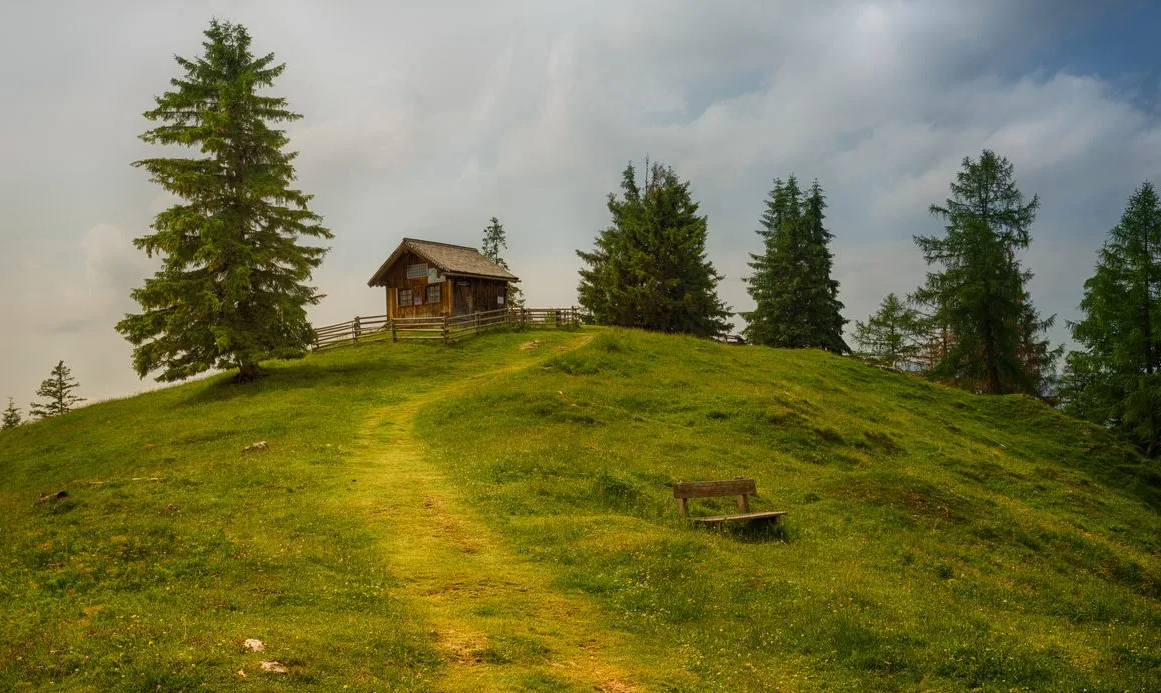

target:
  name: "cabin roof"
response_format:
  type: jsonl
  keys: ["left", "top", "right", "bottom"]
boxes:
{"left": 367, "top": 238, "right": 520, "bottom": 287}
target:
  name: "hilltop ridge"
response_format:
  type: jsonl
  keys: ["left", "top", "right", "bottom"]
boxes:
{"left": 1, "top": 328, "right": 1157, "bottom": 692}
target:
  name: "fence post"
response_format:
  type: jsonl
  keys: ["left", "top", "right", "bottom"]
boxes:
{"left": 475, "top": 311, "right": 481, "bottom": 335}
{"left": 353, "top": 316, "right": 361, "bottom": 344}
{"left": 442, "top": 315, "right": 449, "bottom": 345}
{"left": 391, "top": 318, "right": 397, "bottom": 342}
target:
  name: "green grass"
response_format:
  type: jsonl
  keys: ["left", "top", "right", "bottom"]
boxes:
{"left": 0, "top": 331, "right": 585, "bottom": 692}
{"left": 1, "top": 326, "right": 1158, "bottom": 692}
{"left": 416, "top": 329, "right": 1161, "bottom": 692}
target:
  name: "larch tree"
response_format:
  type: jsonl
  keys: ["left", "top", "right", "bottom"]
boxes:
{"left": 481, "top": 216, "right": 524, "bottom": 307}
{"left": 577, "top": 161, "right": 731, "bottom": 337}
{"left": 2, "top": 398, "right": 22, "bottom": 430}
{"left": 913, "top": 150, "right": 1057, "bottom": 395}
{"left": 1064, "top": 181, "right": 1161, "bottom": 456}
{"left": 116, "top": 20, "right": 332, "bottom": 383}
{"left": 854, "top": 293, "right": 926, "bottom": 369}
{"left": 29, "top": 361, "right": 85, "bottom": 419}
{"left": 744, "top": 177, "right": 849, "bottom": 352}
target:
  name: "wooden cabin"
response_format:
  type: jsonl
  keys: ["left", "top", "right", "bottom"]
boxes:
{"left": 366, "top": 238, "right": 520, "bottom": 319}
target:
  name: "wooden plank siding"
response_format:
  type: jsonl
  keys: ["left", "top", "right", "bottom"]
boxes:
{"left": 377, "top": 250, "right": 511, "bottom": 320}
{"left": 380, "top": 250, "right": 452, "bottom": 320}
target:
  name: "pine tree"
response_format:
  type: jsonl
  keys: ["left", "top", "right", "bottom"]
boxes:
{"left": 481, "top": 216, "right": 524, "bottom": 308}
{"left": 577, "top": 162, "right": 731, "bottom": 337}
{"left": 854, "top": 293, "right": 925, "bottom": 369}
{"left": 744, "top": 177, "right": 849, "bottom": 352}
{"left": 29, "top": 361, "right": 85, "bottom": 419}
{"left": 116, "top": 20, "right": 332, "bottom": 383}
{"left": 1065, "top": 182, "right": 1161, "bottom": 456}
{"left": 2, "top": 398, "right": 22, "bottom": 430}
{"left": 913, "top": 150, "right": 1057, "bottom": 395}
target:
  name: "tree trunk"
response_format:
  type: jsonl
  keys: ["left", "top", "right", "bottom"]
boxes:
{"left": 1149, "top": 412, "right": 1158, "bottom": 459}
{"left": 236, "top": 359, "right": 264, "bottom": 383}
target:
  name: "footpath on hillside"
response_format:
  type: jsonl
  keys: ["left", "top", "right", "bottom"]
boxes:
{"left": 345, "top": 335, "right": 691, "bottom": 693}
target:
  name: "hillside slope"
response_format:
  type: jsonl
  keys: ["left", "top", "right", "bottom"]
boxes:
{"left": 1, "top": 328, "right": 1158, "bottom": 692}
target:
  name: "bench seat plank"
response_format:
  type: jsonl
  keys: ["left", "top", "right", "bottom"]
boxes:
{"left": 690, "top": 510, "right": 787, "bottom": 524}
{"left": 674, "top": 479, "right": 756, "bottom": 498}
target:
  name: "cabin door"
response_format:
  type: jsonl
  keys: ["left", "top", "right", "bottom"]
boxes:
{"left": 454, "top": 282, "right": 474, "bottom": 316}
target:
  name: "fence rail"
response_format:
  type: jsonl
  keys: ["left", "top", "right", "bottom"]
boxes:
{"left": 312, "top": 307, "right": 582, "bottom": 350}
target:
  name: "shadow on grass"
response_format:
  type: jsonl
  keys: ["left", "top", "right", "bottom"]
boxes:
{"left": 693, "top": 518, "right": 790, "bottom": 544}
{"left": 180, "top": 358, "right": 437, "bottom": 406}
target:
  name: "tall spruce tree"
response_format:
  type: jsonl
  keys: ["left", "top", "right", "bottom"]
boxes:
{"left": 2, "top": 398, "right": 22, "bottom": 430}
{"left": 577, "top": 161, "right": 731, "bottom": 337}
{"left": 1064, "top": 182, "right": 1161, "bottom": 456}
{"left": 913, "top": 150, "right": 1057, "bottom": 395}
{"left": 854, "top": 293, "right": 925, "bottom": 369}
{"left": 481, "top": 216, "right": 524, "bottom": 307}
{"left": 116, "top": 21, "right": 332, "bottom": 383}
{"left": 744, "top": 177, "right": 849, "bottom": 352}
{"left": 29, "top": 361, "right": 84, "bottom": 419}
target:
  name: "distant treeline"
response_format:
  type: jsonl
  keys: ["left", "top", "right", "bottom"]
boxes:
{"left": 573, "top": 153, "right": 1159, "bottom": 457}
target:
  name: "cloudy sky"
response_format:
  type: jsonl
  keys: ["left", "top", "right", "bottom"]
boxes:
{"left": 1, "top": 0, "right": 1159, "bottom": 404}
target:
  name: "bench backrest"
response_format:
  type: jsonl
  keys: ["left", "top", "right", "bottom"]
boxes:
{"left": 673, "top": 478, "right": 756, "bottom": 499}
{"left": 673, "top": 478, "right": 756, "bottom": 517}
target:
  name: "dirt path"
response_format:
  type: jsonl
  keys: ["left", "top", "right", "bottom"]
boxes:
{"left": 347, "top": 336, "right": 685, "bottom": 692}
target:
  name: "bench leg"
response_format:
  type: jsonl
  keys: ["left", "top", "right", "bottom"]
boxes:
{"left": 676, "top": 498, "right": 688, "bottom": 518}
{"left": 737, "top": 494, "right": 750, "bottom": 513}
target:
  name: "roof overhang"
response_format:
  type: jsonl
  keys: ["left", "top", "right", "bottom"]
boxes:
{"left": 444, "top": 271, "right": 521, "bottom": 282}
{"left": 367, "top": 239, "right": 519, "bottom": 287}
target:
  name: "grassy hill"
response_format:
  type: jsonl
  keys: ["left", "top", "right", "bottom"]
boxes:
{"left": 1, "top": 328, "right": 1158, "bottom": 692}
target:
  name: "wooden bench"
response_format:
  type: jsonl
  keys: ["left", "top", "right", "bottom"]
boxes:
{"left": 673, "top": 478, "right": 787, "bottom": 525}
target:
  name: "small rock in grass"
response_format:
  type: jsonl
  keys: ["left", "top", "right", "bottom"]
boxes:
{"left": 242, "top": 441, "right": 269, "bottom": 453}
{"left": 35, "top": 490, "right": 68, "bottom": 505}
{"left": 259, "top": 660, "right": 289, "bottom": 674}
{"left": 242, "top": 638, "right": 265, "bottom": 652}
{"left": 235, "top": 669, "right": 247, "bottom": 678}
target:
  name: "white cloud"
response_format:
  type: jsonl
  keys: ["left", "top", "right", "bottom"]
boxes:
{"left": 1, "top": 0, "right": 1159, "bottom": 400}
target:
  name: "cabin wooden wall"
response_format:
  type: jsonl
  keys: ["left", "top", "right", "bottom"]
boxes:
{"left": 451, "top": 278, "right": 509, "bottom": 316}
{"left": 380, "top": 250, "right": 453, "bottom": 319}
{"left": 377, "top": 250, "right": 511, "bottom": 319}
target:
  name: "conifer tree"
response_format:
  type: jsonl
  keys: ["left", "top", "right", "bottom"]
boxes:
{"left": 854, "top": 293, "right": 925, "bottom": 369}
{"left": 2, "top": 398, "right": 22, "bottom": 430}
{"left": 913, "top": 150, "right": 1057, "bottom": 395}
{"left": 577, "top": 161, "right": 731, "bottom": 337}
{"left": 116, "top": 20, "right": 332, "bottom": 383}
{"left": 1064, "top": 182, "right": 1161, "bottom": 456}
{"left": 744, "top": 177, "right": 849, "bottom": 352}
{"left": 481, "top": 216, "right": 524, "bottom": 308}
{"left": 29, "top": 361, "right": 85, "bottom": 419}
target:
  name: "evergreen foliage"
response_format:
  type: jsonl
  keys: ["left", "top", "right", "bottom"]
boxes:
{"left": 116, "top": 20, "right": 332, "bottom": 383}
{"left": 1063, "top": 182, "right": 1161, "bottom": 456}
{"left": 913, "top": 150, "right": 1058, "bottom": 395}
{"left": 854, "top": 293, "right": 926, "bottom": 369}
{"left": 481, "top": 216, "right": 524, "bottom": 308}
{"left": 577, "top": 162, "right": 731, "bottom": 337}
{"left": 2, "top": 398, "right": 21, "bottom": 430}
{"left": 29, "top": 361, "right": 85, "bottom": 419}
{"left": 743, "top": 177, "right": 849, "bottom": 352}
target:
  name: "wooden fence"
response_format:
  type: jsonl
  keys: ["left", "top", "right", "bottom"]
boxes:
{"left": 312, "top": 307, "right": 582, "bottom": 350}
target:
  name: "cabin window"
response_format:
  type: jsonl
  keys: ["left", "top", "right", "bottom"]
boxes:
{"left": 406, "top": 263, "right": 429, "bottom": 279}
{"left": 426, "top": 284, "right": 441, "bottom": 304}
{"left": 398, "top": 289, "right": 412, "bottom": 306}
